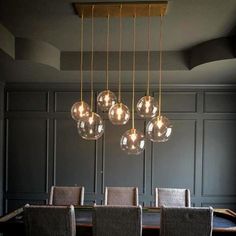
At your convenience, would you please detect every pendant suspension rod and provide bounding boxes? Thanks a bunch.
[106,14,110,90]
[147,5,151,96]
[118,5,122,103]
[132,13,136,129]
[158,14,163,117]
[90,5,94,111]
[80,12,84,101]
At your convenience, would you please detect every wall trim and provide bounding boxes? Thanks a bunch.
[5,83,236,91]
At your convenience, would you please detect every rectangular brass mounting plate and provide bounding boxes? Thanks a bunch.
[74,1,168,18]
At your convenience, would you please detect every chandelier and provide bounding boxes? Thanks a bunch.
[72,2,172,154]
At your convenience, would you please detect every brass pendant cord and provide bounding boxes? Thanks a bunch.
[132,14,136,129]
[80,12,84,101]
[146,5,151,96]
[158,14,163,117]
[106,14,110,91]
[90,5,94,111]
[118,5,122,103]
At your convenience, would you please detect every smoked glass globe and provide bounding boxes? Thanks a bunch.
[71,101,90,121]
[137,95,158,118]
[108,102,130,125]
[146,115,172,142]
[77,112,104,140]
[97,90,117,112]
[120,128,145,155]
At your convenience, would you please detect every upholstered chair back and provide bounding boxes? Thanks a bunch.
[155,188,191,207]
[104,187,139,206]
[24,205,76,236]
[49,186,84,206]
[93,205,142,236]
[160,206,213,236]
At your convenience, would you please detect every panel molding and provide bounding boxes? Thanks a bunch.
[202,119,236,197]
[53,118,98,195]
[151,119,197,196]
[6,91,49,112]
[3,86,236,212]
[153,91,198,113]
[204,91,236,113]
[5,118,49,195]
[101,119,147,195]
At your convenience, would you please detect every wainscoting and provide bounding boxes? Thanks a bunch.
[3,84,236,213]
[0,83,4,214]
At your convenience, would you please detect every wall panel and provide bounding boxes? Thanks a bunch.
[55,91,90,112]
[6,118,48,194]
[55,118,97,194]
[103,119,146,194]
[155,92,197,113]
[152,120,196,194]
[3,86,236,212]
[0,83,4,215]
[7,91,48,112]
[204,92,236,113]
[203,120,236,196]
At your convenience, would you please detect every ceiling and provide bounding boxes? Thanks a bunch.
[0,0,236,85]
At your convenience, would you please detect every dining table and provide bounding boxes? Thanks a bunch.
[0,206,235,235]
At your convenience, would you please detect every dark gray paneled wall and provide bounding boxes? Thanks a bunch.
[3,84,236,213]
[0,82,4,215]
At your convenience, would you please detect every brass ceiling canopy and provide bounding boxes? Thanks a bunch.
[74,1,168,18]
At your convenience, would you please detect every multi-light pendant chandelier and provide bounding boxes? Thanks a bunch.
[109,6,130,125]
[71,2,172,154]
[77,6,104,140]
[97,14,117,112]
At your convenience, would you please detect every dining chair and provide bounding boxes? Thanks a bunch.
[24,205,76,236]
[93,205,142,236]
[104,187,139,206]
[160,206,213,236]
[155,188,191,207]
[49,186,84,205]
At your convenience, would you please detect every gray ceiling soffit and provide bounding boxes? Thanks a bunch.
[232,35,236,57]
[189,37,235,69]
[1,23,235,72]
[15,38,60,70]
[61,51,188,71]
[0,24,15,58]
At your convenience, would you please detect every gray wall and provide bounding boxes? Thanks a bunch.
[3,84,236,213]
[0,82,4,215]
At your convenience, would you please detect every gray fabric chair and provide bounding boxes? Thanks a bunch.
[104,187,139,206]
[93,205,142,236]
[24,205,76,236]
[155,188,191,207]
[160,206,213,236]
[49,186,84,205]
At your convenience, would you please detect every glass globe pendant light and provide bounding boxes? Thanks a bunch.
[71,12,90,121]
[137,5,158,118]
[78,5,104,140]
[120,14,145,155]
[97,14,117,112]
[109,5,130,125]
[146,14,172,142]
